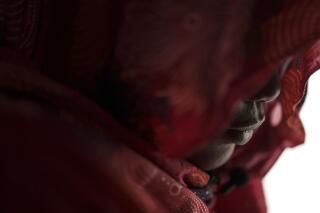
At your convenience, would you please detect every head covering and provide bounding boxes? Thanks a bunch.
[107,0,320,158]
[1,0,320,212]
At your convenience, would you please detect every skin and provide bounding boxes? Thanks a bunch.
[189,71,281,171]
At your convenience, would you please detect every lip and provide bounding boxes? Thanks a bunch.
[229,116,265,131]
[221,101,266,146]
[188,101,266,170]
[223,129,255,145]
[228,101,265,131]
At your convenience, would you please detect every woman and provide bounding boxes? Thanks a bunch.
[0,0,319,212]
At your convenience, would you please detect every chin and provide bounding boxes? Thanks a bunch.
[188,143,236,171]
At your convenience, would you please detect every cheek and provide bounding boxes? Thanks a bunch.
[188,143,236,171]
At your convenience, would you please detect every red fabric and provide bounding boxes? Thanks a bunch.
[215,178,267,213]
[0,61,212,212]
[1,0,320,212]
[0,107,209,212]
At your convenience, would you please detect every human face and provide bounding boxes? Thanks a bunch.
[188,71,281,171]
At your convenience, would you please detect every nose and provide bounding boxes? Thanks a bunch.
[249,72,281,103]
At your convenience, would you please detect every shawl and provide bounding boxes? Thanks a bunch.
[1,0,320,212]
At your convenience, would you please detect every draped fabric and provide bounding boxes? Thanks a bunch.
[1,0,320,212]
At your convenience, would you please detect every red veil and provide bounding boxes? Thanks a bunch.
[1,0,320,212]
